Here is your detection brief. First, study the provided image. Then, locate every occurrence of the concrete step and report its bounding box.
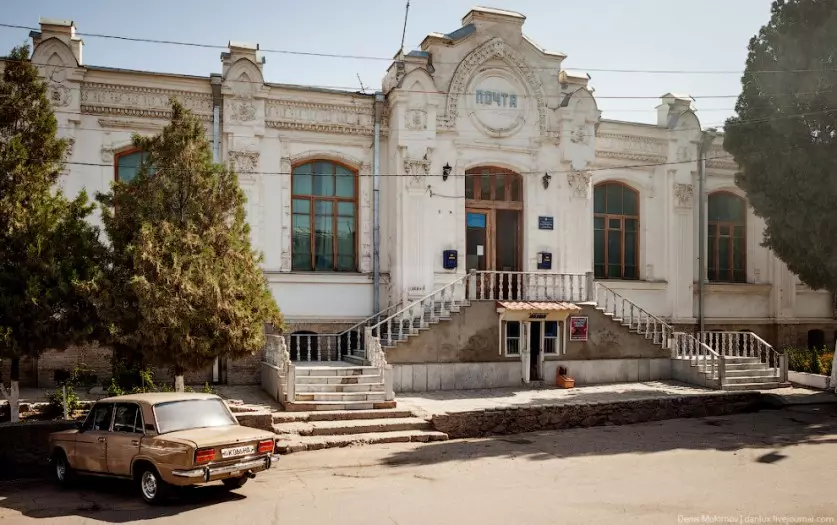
[723,375,780,385]
[275,430,449,454]
[296,374,382,385]
[274,417,432,437]
[724,368,776,378]
[722,382,781,391]
[283,400,397,412]
[294,366,379,376]
[294,392,387,403]
[295,382,385,393]
[272,408,414,424]
[343,354,367,366]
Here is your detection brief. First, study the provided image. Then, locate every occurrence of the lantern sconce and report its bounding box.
[542,172,552,189]
[442,162,452,181]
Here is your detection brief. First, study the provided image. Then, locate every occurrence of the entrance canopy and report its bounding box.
[496,301,581,322]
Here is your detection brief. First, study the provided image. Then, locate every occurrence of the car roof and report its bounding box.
[96,392,221,405]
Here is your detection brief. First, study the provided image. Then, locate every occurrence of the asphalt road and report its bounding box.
[1,404,836,525]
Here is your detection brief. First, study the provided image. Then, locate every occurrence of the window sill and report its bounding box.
[693,282,772,296]
[595,280,668,292]
[265,272,374,285]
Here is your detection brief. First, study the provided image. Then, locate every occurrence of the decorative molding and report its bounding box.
[570,126,589,145]
[228,100,257,122]
[49,84,71,107]
[438,37,548,135]
[266,99,386,136]
[566,171,591,198]
[229,151,260,176]
[595,133,667,163]
[707,145,738,170]
[80,82,213,121]
[64,138,75,161]
[403,149,432,191]
[673,183,694,209]
[676,145,690,163]
[359,160,373,273]
[97,118,167,132]
[405,108,428,131]
[101,147,114,163]
[289,150,364,170]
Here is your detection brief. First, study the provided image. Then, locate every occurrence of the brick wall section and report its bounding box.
[0,420,77,478]
[431,392,765,439]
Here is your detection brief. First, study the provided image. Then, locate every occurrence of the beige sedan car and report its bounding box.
[48,392,278,504]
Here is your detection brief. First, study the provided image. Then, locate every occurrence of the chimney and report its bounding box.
[31,18,83,65]
[656,92,694,128]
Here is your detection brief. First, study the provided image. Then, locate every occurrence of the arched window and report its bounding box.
[808,329,825,350]
[708,192,746,283]
[593,182,639,280]
[114,149,150,183]
[292,160,357,272]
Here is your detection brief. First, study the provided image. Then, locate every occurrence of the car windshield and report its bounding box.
[153,399,237,434]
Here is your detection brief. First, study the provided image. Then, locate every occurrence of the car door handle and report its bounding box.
[131,440,139,446]
[97,437,106,443]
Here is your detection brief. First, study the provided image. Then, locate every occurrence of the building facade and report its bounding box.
[5,8,836,387]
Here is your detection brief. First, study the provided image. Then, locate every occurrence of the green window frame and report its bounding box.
[292,160,357,272]
[593,182,639,280]
[708,191,746,283]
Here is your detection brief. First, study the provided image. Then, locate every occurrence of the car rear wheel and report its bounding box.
[138,466,169,505]
[52,451,73,486]
[221,476,248,490]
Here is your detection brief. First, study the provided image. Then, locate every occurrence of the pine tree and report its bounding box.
[724,0,837,293]
[0,45,104,421]
[90,99,283,390]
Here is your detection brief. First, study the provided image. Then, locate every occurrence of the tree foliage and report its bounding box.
[89,100,283,376]
[724,0,837,291]
[0,45,103,377]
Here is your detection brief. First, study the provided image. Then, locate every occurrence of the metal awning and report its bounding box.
[496,301,581,322]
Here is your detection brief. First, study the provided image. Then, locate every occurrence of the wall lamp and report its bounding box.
[542,172,552,189]
[559,87,587,108]
[442,162,452,181]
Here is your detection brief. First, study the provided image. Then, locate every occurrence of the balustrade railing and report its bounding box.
[671,332,724,382]
[699,331,785,381]
[336,300,405,361]
[468,271,593,302]
[370,274,469,348]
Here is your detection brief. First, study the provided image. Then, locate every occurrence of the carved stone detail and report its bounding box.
[49,84,71,107]
[101,147,114,163]
[596,133,668,163]
[570,126,588,145]
[439,37,547,135]
[676,145,690,163]
[229,151,260,175]
[64,138,75,161]
[707,145,738,170]
[80,82,213,121]
[674,183,694,209]
[229,101,257,122]
[403,150,432,191]
[566,171,592,198]
[266,99,384,136]
[406,109,427,131]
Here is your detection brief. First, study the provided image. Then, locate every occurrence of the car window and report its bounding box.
[112,403,143,434]
[83,403,114,432]
[153,399,237,434]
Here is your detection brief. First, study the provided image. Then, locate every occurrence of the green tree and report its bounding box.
[724,0,837,293]
[89,99,282,390]
[0,45,104,421]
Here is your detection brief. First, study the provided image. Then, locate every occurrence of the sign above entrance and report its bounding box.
[468,71,526,138]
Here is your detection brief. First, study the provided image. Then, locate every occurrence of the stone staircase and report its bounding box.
[273,408,448,453]
[285,364,396,412]
[594,282,787,391]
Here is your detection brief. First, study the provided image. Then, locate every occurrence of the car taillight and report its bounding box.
[258,439,274,454]
[195,448,216,464]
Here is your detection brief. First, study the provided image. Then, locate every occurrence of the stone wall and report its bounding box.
[386,301,505,364]
[431,392,764,439]
[0,420,78,478]
[564,305,670,360]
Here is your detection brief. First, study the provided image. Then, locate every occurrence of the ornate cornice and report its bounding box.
[80,82,213,121]
[595,132,668,163]
[265,99,388,136]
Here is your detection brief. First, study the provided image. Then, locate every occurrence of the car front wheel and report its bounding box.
[221,476,248,490]
[138,466,169,505]
[52,451,73,486]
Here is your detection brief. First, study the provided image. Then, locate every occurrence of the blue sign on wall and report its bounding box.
[538,216,554,230]
[467,212,487,229]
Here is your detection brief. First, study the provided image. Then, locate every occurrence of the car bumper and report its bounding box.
[171,454,279,484]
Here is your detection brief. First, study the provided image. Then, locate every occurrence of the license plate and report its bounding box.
[221,445,255,458]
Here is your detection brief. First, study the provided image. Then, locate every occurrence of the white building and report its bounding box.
[10,8,836,390]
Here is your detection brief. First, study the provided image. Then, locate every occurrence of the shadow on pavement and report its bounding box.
[0,476,245,522]
[383,404,837,467]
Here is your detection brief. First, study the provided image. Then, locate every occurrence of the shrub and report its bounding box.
[819,352,834,377]
[47,385,81,416]
[786,347,834,375]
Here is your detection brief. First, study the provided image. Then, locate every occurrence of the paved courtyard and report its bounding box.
[1,402,835,524]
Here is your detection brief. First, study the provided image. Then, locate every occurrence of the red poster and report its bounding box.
[569,316,588,342]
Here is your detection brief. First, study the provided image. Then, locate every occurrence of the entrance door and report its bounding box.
[529,321,542,381]
[465,167,523,299]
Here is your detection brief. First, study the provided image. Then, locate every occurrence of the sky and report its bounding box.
[1,0,775,125]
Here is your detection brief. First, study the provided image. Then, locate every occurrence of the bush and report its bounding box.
[786,347,834,375]
[46,385,81,416]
